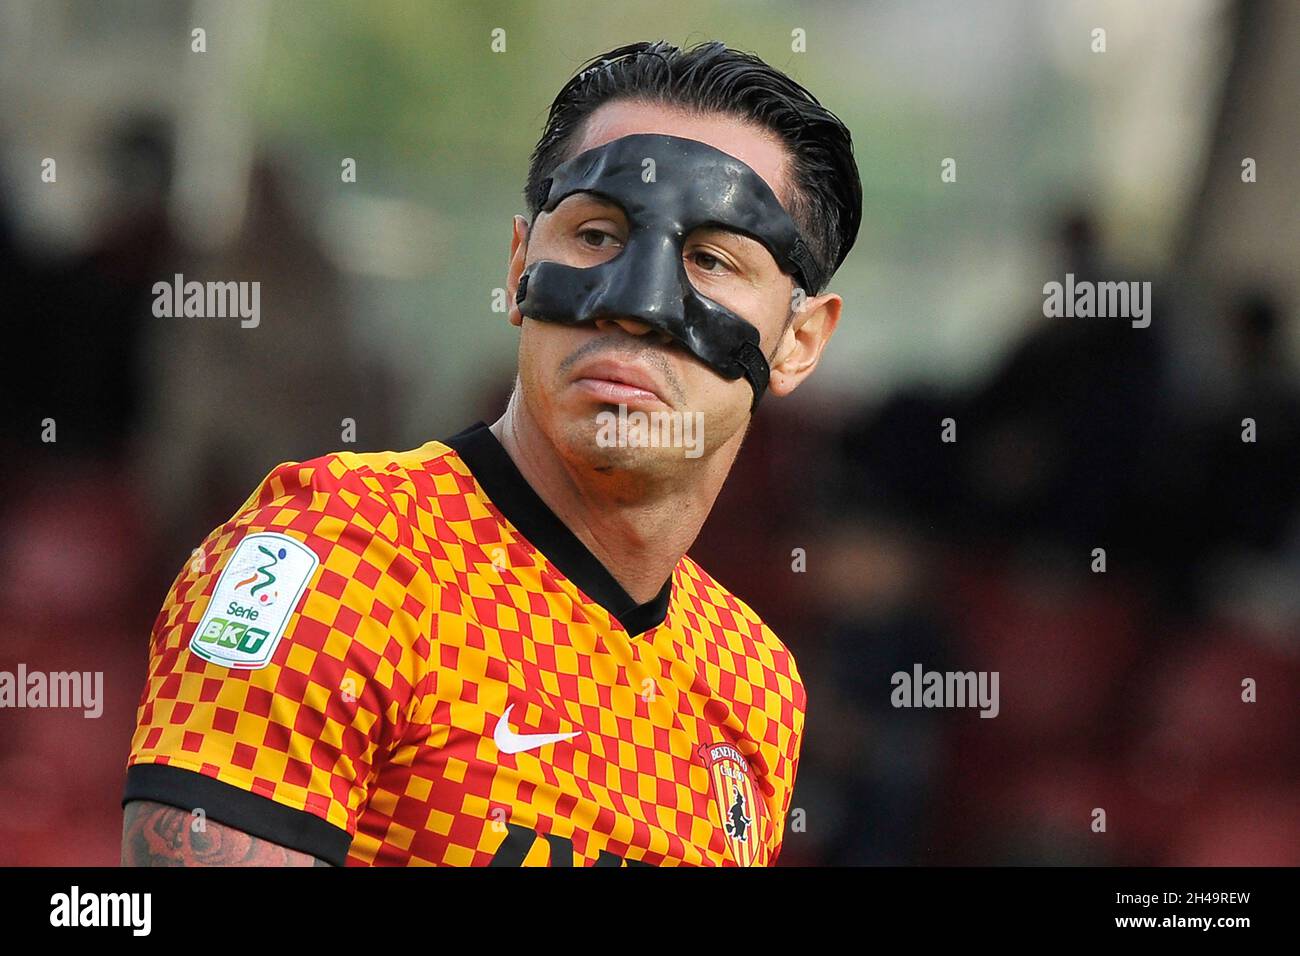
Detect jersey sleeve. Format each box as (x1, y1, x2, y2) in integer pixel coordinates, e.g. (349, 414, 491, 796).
(123, 453, 435, 866)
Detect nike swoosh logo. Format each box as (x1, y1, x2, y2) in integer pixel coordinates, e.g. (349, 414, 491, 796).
(493, 702, 582, 754)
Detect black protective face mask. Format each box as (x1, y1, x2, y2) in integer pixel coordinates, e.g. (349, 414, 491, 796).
(514, 133, 822, 411)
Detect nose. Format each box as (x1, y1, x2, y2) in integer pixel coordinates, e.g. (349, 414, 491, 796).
(594, 316, 669, 342)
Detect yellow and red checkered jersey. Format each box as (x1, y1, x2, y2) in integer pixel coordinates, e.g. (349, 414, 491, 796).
(123, 421, 806, 866)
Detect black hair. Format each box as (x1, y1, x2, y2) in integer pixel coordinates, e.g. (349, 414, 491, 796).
(524, 40, 862, 296)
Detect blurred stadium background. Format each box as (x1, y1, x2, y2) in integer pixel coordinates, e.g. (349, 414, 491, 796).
(1, 0, 1297, 865)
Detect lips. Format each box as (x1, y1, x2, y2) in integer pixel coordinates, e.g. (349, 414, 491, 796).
(571, 357, 669, 406)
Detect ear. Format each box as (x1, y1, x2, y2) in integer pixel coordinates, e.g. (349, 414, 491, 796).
(507, 215, 530, 328)
(766, 291, 842, 397)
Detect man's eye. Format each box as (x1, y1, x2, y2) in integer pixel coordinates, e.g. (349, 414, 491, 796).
(578, 228, 619, 248)
(688, 250, 729, 274)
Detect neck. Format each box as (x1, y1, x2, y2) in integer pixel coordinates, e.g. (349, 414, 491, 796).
(489, 393, 739, 604)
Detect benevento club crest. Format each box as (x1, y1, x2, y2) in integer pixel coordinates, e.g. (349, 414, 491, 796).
(698, 741, 765, 866)
(189, 532, 320, 670)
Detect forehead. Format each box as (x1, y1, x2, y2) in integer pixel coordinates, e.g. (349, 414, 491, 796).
(570, 99, 793, 209)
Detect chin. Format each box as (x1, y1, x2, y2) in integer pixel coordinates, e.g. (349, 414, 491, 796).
(555, 409, 685, 473)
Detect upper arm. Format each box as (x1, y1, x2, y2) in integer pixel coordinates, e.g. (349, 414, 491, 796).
(121, 457, 434, 867)
(121, 799, 332, 866)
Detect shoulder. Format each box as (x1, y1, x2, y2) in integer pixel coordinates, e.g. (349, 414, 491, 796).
(232, 439, 499, 611)
(235, 440, 469, 540)
(676, 554, 806, 714)
(206, 442, 471, 618)
(243, 440, 461, 507)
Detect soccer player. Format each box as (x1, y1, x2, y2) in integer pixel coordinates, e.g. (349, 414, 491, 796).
(121, 39, 862, 867)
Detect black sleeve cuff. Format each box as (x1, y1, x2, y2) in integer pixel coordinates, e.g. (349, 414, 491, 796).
(123, 763, 352, 867)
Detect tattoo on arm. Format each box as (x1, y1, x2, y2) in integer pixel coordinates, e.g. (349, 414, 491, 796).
(121, 800, 334, 867)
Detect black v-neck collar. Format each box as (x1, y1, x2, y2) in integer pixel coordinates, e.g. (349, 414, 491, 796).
(441, 421, 672, 637)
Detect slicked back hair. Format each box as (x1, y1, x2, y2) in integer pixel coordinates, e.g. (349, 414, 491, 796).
(524, 40, 862, 297)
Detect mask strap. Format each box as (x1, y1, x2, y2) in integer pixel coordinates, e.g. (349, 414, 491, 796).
(787, 236, 821, 296)
(733, 340, 769, 412)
